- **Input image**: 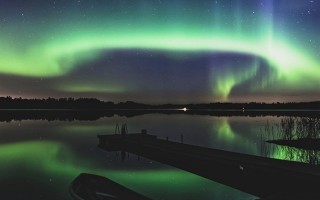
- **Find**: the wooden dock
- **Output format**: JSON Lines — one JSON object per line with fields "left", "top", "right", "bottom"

{"left": 98, "top": 132, "right": 320, "bottom": 199}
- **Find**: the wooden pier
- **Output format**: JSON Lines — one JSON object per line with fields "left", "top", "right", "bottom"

{"left": 98, "top": 131, "right": 320, "bottom": 199}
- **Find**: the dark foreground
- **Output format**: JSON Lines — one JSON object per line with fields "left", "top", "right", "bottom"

{"left": 98, "top": 132, "right": 320, "bottom": 199}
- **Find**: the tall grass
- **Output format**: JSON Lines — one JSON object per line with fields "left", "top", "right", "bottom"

{"left": 265, "top": 117, "right": 320, "bottom": 140}
{"left": 262, "top": 117, "right": 320, "bottom": 164}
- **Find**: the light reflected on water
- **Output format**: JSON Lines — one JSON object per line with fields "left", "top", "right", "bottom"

{"left": 1, "top": 114, "right": 316, "bottom": 199}
{"left": 262, "top": 117, "right": 320, "bottom": 165}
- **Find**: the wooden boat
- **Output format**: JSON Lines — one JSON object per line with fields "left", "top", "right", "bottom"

{"left": 70, "top": 173, "right": 150, "bottom": 200}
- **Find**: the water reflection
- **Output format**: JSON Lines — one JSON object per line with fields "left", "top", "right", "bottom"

{"left": 262, "top": 117, "right": 320, "bottom": 164}
{"left": 210, "top": 117, "right": 261, "bottom": 155}
{"left": 0, "top": 114, "right": 261, "bottom": 200}
{"left": 98, "top": 131, "right": 320, "bottom": 199}
{"left": 0, "top": 139, "right": 255, "bottom": 199}
{"left": 271, "top": 146, "right": 320, "bottom": 165}
{"left": 5, "top": 113, "right": 320, "bottom": 199}
{"left": 0, "top": 110, "right": 318, "bottom": 122}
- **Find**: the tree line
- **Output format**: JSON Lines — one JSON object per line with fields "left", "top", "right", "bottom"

{"left": 0, "top": 96, "right": 320, "bottom": 110}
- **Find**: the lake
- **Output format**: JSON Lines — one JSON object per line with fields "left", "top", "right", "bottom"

{"left": 0, "top": 112, "right": 314, "bottom": 200}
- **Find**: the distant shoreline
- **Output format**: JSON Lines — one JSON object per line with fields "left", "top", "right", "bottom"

{"left": 1, "top": 96, "right": 320, "bottom": 110}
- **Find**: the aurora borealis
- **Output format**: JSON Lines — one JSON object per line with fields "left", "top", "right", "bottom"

{"left": 1, "top": 0, "right": 320, "bottom": 102}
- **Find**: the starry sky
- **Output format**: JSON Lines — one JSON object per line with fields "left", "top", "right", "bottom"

{"left": 0, "top": 0, "right": 320, "bottom": 103}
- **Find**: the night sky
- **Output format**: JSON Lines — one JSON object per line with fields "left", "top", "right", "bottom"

{"left": 0, "top": 0, "right": 320, "bottom": 103}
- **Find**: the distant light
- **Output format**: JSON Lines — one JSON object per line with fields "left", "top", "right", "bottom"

{"left": 182, "top": 107, "right": 188, "bottom": 112}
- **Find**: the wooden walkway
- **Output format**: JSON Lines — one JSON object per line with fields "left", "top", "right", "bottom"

{"left": 98, "top": 133, "right": 320, "bottom": 199}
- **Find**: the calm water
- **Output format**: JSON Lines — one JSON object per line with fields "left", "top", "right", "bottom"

{"left": 0, "top": 113, "right": 308, "bottom": 199}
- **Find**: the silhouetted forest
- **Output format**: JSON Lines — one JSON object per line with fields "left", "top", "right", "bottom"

{"left": 1, "top": 96, "right": 320, "bottom": 110}
{"left": 0, "top": 97, "right": 320, "bottom": 122}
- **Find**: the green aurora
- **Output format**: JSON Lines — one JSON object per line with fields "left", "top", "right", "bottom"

{"left": 1, "top": 0, "right": 320, "bottom": 102}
